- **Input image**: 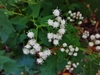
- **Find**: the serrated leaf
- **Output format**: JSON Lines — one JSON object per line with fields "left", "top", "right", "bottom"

{"left": 0, "top": 10, "right": 15, "bottom": 43}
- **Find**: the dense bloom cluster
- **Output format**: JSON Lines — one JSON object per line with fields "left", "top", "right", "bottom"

{"left": 67, "top": 10, "right": 84, "bottom": 25}
{"left": 23, "top": 31, "right": 52, "bottom": 64}
{"left": 65, "top": 61, "right": 79, "bottom": 72}
{"left": 88, "top": 33, "right": 100, "bottom": 51}
{"left": 82, "top": 30, "right": 89, "bottom": 39}
{"left": 60, "top": 43, "right": 79, "bottom": 57}
{"left": 47, "top": 8, "right": 66, "bottom": 46}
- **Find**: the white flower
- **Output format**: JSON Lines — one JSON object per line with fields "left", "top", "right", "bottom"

{"left": 47, "top": 19, "right": 53, "bottom": 26}
{"left": 56, "top": 16, "right": 62, "bottom": 22}
{"left": 95, "top": 40, "right": 100, "bottom": 45}
{"left": 95, "top": 33, "right": 100, "bottom": 39}
{"left": 48, "top": 39, "right": 52, "bottom": 42}
{"left": 65, "top": 49, "right": 69, "bottom": 53}
{"left": 28, "top": 39, "right": 36, "bottom": 46}
{"left": 68, "top": 10, "right": 72, "bottom": 14}
{"left": 77, "top": 62, "right": 79, "bottom": 65}
{"left": 38, "top": 52, "right": 44, "bottom": 57}
{"left": 67, "top": 61, "right": 71, "bottom": 64}
{"left": 58, "top": 28, "right": 66, "bottom": 34}
{"left": 70, "top": 19, "right": 74, "bottom": 22}
{"left": 36, "top": 58, "right": 44, "bottom": 64}
{"left": 23, "top": 48, "right": 30, "bottom": 55}
{"left": 89, "top": 42, "right": 94, "bottom": 47}
{"left": 96, "top": 46, "right": 100, "bottom": 50}
{"left": 61, "top": 19, "right": 66, "bottom": 25}
{"left": 79, "top": 17, "right": 84, "bottom": 20}
{"left": 55, "top": 33, "right": 62, "bottom": 40}
{"left": 27, "top": 31, "right": 34, "bottom": 38}
{"left": 73, "top": 12, "right": 76, "bottom": 15}
{"left": 53, "top": 39, "right": 59, "bottom": 46}
{"left": 70, "top": 68, "right": 74, "bottom": 71}
{"left": 30, "top": 49, "right": 36, "bottom": 55}
{"left": 70, "top": 48, "right": 74, "bottom": 52}
{"left": 78, "top": 21, "right": 82, "bottom": 25}
{"left": 33, "top": 43, "right": 41, "bottom": 51}
{"left": 90, "top": 35, "right": 95, "bottom": 40}
{"left": 63, "top": 43, "right": 67, "bottom": 47}
{"left": 69, "top": 52, "right": 73, "bottom": 55}
{"left": 70, "top": 13, "right": 73, "bottom": 17}
{"left": 73, "top": 53, "right": 78, "bottom": 56}
{"left": 69, "top": 45, "right": 73, "bottom": 49}
{"left": 60, "top": 48, "right": 65, "bottom": 52}
{"left": 75, "top": 47, "right": 79, "bottom": 51}
{"left": 53, "top": 21, "right": 59, "bottom": 28}
{"left": 41, "top": 55, "right": 47, "bottom": 60}
{"left": 65, "top": 65, "right": 70, "bottom": 70}
{"left": 43, "top": 49, "right": 51, "bottom": 56}
{"left": 47, "top": 33, "right": 53, "bottom": 40}
{"left": 53, "top": 9, "right": 60, "bottom": 16}
{"left": 77, "top": 11, "right": 80, "bottom": 16}
{"left": 67, "top": 17, "right": 71, "bottom": 20}
{"left": 72, "top": 63, "right": 77, "bottom": 68}
{"left": 25, "top": 44, "right": 31, "bottom": 49}
{"left": 82, "top": 34, "right": 87, "bottom": 39}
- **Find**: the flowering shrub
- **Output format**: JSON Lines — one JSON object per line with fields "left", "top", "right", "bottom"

{"left": 0, "top": 0, "right": 100, "bottom": 75}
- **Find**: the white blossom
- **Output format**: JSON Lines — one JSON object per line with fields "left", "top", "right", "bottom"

{"left": 33, "top": 43, "right": 41, "bottom": 51}
{"left": 77, "top": 62, "right": 79, "bottom": 65}
{"left": 69, "top": 52, "right": 73, "bottom": 55}
{"left": 23, "top": 48, "right": 30, "bottom": 55}
{"left": 89, "top": 42, "right": 94, "bottom": 47}
{"left": 38, "top": 52, "right": 44, "bottom": 57}
{"left": 47, "top": 33, "right": 53, "bottom": 40}
{"left": 78, "top": 21, "right": 82, "bottom": 25}
{"left": 60, "top": 48, "right": 65, "bottom": 52}
{"left": 67, "top": 61, "right": 71, "bottom": 64}
{"left": 95, "top": 40, "right": 100, "bottom": 45}
{"left": 90, "top": 35, "right": 95, "bottom": 40}
{"left": 30, "top": 49, "right": 36, "bottom": 55}
{"left": 43, "top": 49, "right": 51, "bottom": 56}
{"left": 56, "top": 16, "right": 62, "bottom": 22}
{"left": 53, "top": 21, "right": 59, "bottom": 28}
{"left": 68, "top": 10, "right": 72, "bottom": 14}
{"left": 55, "top": 33, "right": 62, "bottom": 40}
{"left": 95, "top": 33, "right": 100, "bottom": 39}
{"left": 53, "top": 9, "right": 60, "bottom": 16}
{"left": 75, "top": 47, "right": 79, "bottom": 51}
{"left": 28, "top": 39, "right": 36, "bottom": 46}
{"left": 65, "top": 49, "right": 69, "bottom": 53}
{"left": 58, "top": 28, "right": 66, "bottom": 34}
{"left": 72, "top": 63, "right": 77, "bottom": 68}
{"left": 82, "top": 35, "right": 87, "bottom": 39}
{"left": 96, "top": 46, "right": 100, "bottom": 50}
{"left": 47, "top": 19, "right": 53, "bottom": 26}
{"left": 27, "top": 31, "right": 34, "bottom": 38}
{"left": 69, "top": 45, "right": 73, "bottom": 49}
{"left": 53, "top": 39, "right": 59, "bottom": 46}
{"left": 70, "top": 48, "right": 74, "bottom": 52}
{"left": 73, "top": 53, "right": 78, "bottom": 56}
{"left": 67, "top": 17, "right": 71, "bottom": 20}
{"left": 63, "top": 43, "right": 67, "bottom": 47}
{"left": 61, "top": 19, "right": 66, "bottom": 25}
{"left": 36, "top": 58, "right": 44, "bottom": 64}
{"left": 25, "top": 44, "right": 31, "bottom": 49}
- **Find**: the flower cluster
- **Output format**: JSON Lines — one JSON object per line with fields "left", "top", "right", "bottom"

{"left": 23, "top": 31, "right": 52, "bottom": 64}
{"left": 23, "top": 31, "right": 42, "bottom": 55}
{"left": 82, "top": 30, "right": 89, "bottom": 39}
{"left": 88, "top": 33, "right": 100, "bottom": 51}
{"left": 47, "top": 8, "right": 66, "bottom": 46}
{"left": 67, "top": 10, "right": 84, "bottom": 25}
{"left": 60, "top": 43, "right": 79, "bottom": 57}
{"left": 37, "top": 49, "right": 51, "bottom": 64}
{"left": 65, "top": 61, "right": 79, "bottom": 72}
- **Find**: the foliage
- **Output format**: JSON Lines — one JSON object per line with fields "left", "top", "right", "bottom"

{"left": 0, "top": 0, "right": 100, "bottom": 75}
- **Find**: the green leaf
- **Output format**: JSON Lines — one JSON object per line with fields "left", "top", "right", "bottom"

{"left": 29, "top": 2, "right": 41, "bottom": 18}
{"left": 17, "top": 55, "right": 34, "bottom": 72}
{"left": 0, "top": 10, "right": 15, "bottom": 43}
{"left": 39, "top": 55, "right": 57, "bottom": 75}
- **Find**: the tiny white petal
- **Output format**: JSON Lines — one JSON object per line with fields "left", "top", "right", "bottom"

{"left": 23, "top": 48, "right": 30, "bottom": 55}
{"left": 67, "top": 61, "right": 71, "bottom": 65}
{"left": 61, "top": 19, "right": 66, "bottom": 25}
{"left": 73, "top": 53, "right": 78, "bottom": 56}
{"left": 27, "top": 32, "right": 34, "bottom": 38}
{"left": 89, "top": 42, "right": 94, "bottom": 47}
{"left": 28, "top": 39, "right": 36, "bottom": 46}
{"left": 90, "top": 35, "right": 95, "bottom": 40}
{"left": 58, "top": 28, "right": 66, "bottom": 34}
{"left": 72, "top": 63, "right": 77, "bottom": 68}
{"left": 25, "top": 44, "right": 31, "bottom": 49}
{"left": 47, "top": 19, "right": 53, "bottom": 26}
{"left": 30, "top": 49, "right": 36, "bottom": 55}
{"left": 56, "top": 16, "right": 62, "bottom": 22}
{"left": 53, "top": 9, "right": 60, "bottom": 16}
{"left": 36, "top": 58, "right": 43, "bottom": 64}
{"left": 95, "top": 33, "right": 100, "bottom": 39}
{"left": 60, "top": 48, "right": 65, "bottom": 52}
{"left": 53, "top": 39, "right": 59, "bottom": 46}
{"left": 95, "top": 40, "right": 100, "bottom": 45}
{"left": 78, "top": 21, "right": 82, "bottom": 25}
{"left": 75, "top": 47, "right": 79, "bottom": 51}
{"left": 96, "top": 46, "right": 100, "bottom": 50}
{"left": 68, "top": 10, "right": 72, "bottom": 14}
{"left": 63, "top": 43, "right": 67, "bottom": 47}
{"left": 53, "top": 21, "right": 59, "bottom": 28}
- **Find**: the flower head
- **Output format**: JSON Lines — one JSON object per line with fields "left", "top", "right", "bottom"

{"left": 53, "top": 9, "right": 60, "bottom": 16}
{"left": 27, "top": 31, "right": 34, "bottom": 38}
{"left": 23, "top": 48, "right": 30, "bottom": 55}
